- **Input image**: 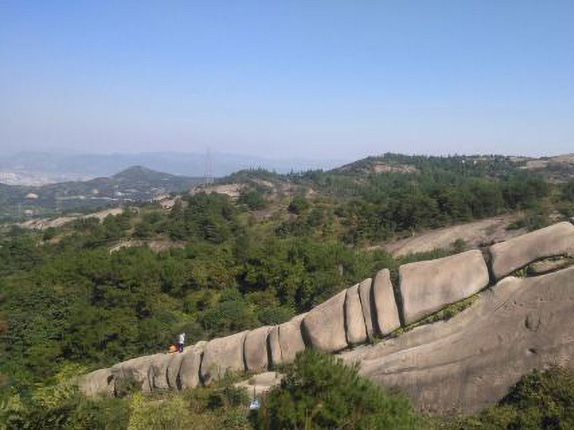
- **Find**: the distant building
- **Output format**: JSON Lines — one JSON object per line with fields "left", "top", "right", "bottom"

{"left": 0, "top": 172, "right": 18, "bottom": 184}
{"left": 25, "top": 193, "right": 39, "bottom": 199}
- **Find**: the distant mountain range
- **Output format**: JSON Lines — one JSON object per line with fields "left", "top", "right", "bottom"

{"left": 0, "top": 166, "right": 202, "bottom": 217}
{"left": 2, "top": 152, "right": 574, "bottom": 222}
{"left": 0, "top": 151, "right": 345, "bottom": 185}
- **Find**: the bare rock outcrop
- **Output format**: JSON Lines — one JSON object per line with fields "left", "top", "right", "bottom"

{"left": 268, "top": 314, "right": 307, "bottom": 366}
{"left": 358, "top": 278, "right": 376, "bottom": 340}
{"left": 268, "top": 326, "right": 282, "bottom": 367}
{"left": 200, "top": 332, "right": 248, "bottom": 384}
{"left": 80, "top": 222, "right": 574, "bottom": 415}
{"left": 148, "top": 354, "right": 173, "bottom": 390}
{"left": 179, "top": 341, "right": 207, "bottom": 389}
{"left": 234, "top": 372, "right": 284, "bottom": 400}
{"left": 302, "top": 290, "right": 347, "bottom": 352}
{"left": 78, "top": 368, "right": 114, "bottom": 397}
{"left": 489, "top": 221, "right": 574, "bottom": 280}
{"left": 345, "top": 283, "right": 368, "bottom": 345}
{"left": 372, "top": 269, "right": 401, "bottom": 335}
{"left": 278, "top": 313, "right": 307, "bottom": 364}
{"left": 110, "top": 355, "right": 159, "bottom": 393}
{"left": 244, "top": 326, "right": 272, "bottom": 371}
{"left": 399, "top": 250, "right": 489, "bottom": 325}
{"left": 166, "top": 349, "right": 188, "bottom": 389}
{"left": 342, "top": 266, "right": 574, "bottom": 413}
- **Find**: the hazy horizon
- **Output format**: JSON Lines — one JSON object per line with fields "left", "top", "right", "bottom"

{"left": 2, "top": 1, "right": 573, "bottom": 159}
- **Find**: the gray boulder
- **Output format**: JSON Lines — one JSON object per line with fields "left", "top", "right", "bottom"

{"left": 342, "top": 266, "right": 574, "bottom": 413}
{"left": 234, "top": 371, "right": 284, "bottom": 400}
{"left": 345, "top": 284, "right": 367, "bottom": 345}
{"left": 372, "top": 269, "right": 401, "bottom": 335}
{"left": 77, "top": 368, "right": 113, "bottom": 397}
{"left": 110, "top": 355, "right": 158, "bottom": 393}
{"left": 399, "top": 250, "right": 489, "bottom": 325}
{"left": 200, "top": 332, "right": 248, "bottom": 384}
{"left": 278, "top": 313, "right": 307, "bottom": 364}
{"left": 244, "top": 326, "right": 272, "bottom": 371}
{"left": 358, "top": 278, "right": 376, "bottom": 340}
{"left": 489, "top": 222, "right": 574, "bottom": 280}
{"left": 302, "top": 290, "right": 348, "bottom": 352}
{"left": 166, "top": 348, "right": 189, "bottom": 390}
{"left": 148, "top": 354, "right": 173, "bottom": 390}
{"left": 179, "top": 341, "right": 207, "bottom": 389}
{"left": 268, "top": 314, "right": 307, "bottom": 366}
{"left": 268, "top": 325, "right": 281, "bottom": 367}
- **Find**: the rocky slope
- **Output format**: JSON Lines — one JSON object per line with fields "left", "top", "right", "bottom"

{"left": 79, "top": 221, "right": 574, "bottom": 414}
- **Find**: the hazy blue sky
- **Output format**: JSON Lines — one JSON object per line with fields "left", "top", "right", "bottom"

{"left": 1, "top": 1, "right": 573, "bottom": 159}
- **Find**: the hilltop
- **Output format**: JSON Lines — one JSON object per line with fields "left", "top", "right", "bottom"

{"left": 0, "top": 166, "right": 202, "bottom": 219}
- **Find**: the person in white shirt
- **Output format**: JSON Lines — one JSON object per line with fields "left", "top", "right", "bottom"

{"left": 177, "top": 332, "right": 186, "bottom": 353}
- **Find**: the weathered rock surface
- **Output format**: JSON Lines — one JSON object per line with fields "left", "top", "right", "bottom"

{"left": 200, "top": 332, "right": 247, "bottom": 384}
{"left": 78, "top": 368, "right": 113, "bottom": 397}
{"left": 234, "top": 372, "right": 284, "bottom": 400}
{"left": 166, "top": 349, "right": 188, "bottom": 389}
{"left": 244, "top": 326, "right": 272, "bottom": 371}
{"left": 345, "top": 283, "right": 367, "bottom": 345}
{"left": 399, "top": 250, "right": 489, "bottom": 324}
{"left": 148, "top": 354, "right": 173, "bottom": 390}
{"left": 179, "top": 341, "right": 207, "bottom": 389}
{"left": 342, "top": 266, "right": 574, "bottom": 413}
{"left": 302, "top": 290, "right": 347, "bottom": 352}
{"left": 372, "top": 269, "right": 401, "bottom": 335}
{"left": 110, "top": 355, "right": 158, "bottom": 393}
{"left": 489, "top": 222, "right": 574, "bottom": 280}
{"left": 358, "top": 278, "right": 376, "bottom": 340}
{"left": 278, "top": 313, "right": 307, "bottom": 364}
{"left": 268, "top": 314, "right": 307, "bottom": 366}
{"left": 268, "top": 325, "right": 282, "bottom": 367}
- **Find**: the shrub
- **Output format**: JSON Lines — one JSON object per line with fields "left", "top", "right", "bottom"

{"left": 432, "top": 366, "right": 574, "bottom": 430}
{"left": 288, "top": 196, "right": 309, "bottom": 215}
{"left": 257, "top": 349, "right": 420, "bottom": 430}
{"left": 238, "top": 191, "right": 267, "bottom": 211}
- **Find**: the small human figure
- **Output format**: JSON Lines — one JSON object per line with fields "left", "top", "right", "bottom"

{"left": 168, "top": 344, "right": 177, "bottom": 354}
{"left": 177, "top": 332, "right": 186, "bottom": 353}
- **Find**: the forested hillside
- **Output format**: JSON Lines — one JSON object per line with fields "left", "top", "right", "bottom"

{"left": 2, "top": 153, "right": 574, "bottom": 428}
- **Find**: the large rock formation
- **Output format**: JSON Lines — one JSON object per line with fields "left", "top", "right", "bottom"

{"left": 301, "top": 290, "right": 348, "bottom": 352}
{"left": 166, "top": 349, "right": 187, "bottom": 389}
{"left": 268, "top": 313, "right": 308, "bottom": 366}
{"left": 358, "top": 278, "right": 376, "bottom": 340}
{"left": 77, "top": 368, "right": 114, "bottom": 397}
{"left": 489, "top": 221, "right": 574, "bottom": 280}
{"left": 78, "top": 221, "right": 574, "bottom": 415}
{"left": 372, "top": 269, "right": 401, "bottom": 335}
{"left": 148, "top": 354, "right": 172, "bottom": 390}
{"left": 345, "top": 283, "right": 368, "bottom": 345}
{"left": 110, "top": 355, "right": 159, "bottom": 393}
{"left": 342, "top": 266, "right": 574, "bottom": 413}
{"left": 399, "top": 250, "right": 489, "bottom": 324}
{"left": 200, "top": 331, "right": 248, "bottom": 384}
{"left": 277, "top": 313, "right": 307, "bottom": 365}
{"left": 179, "top": 341, "right": 207, "bottom": 389}
{"left": 244, "top": 326, "right": 272, "bottom": 371}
